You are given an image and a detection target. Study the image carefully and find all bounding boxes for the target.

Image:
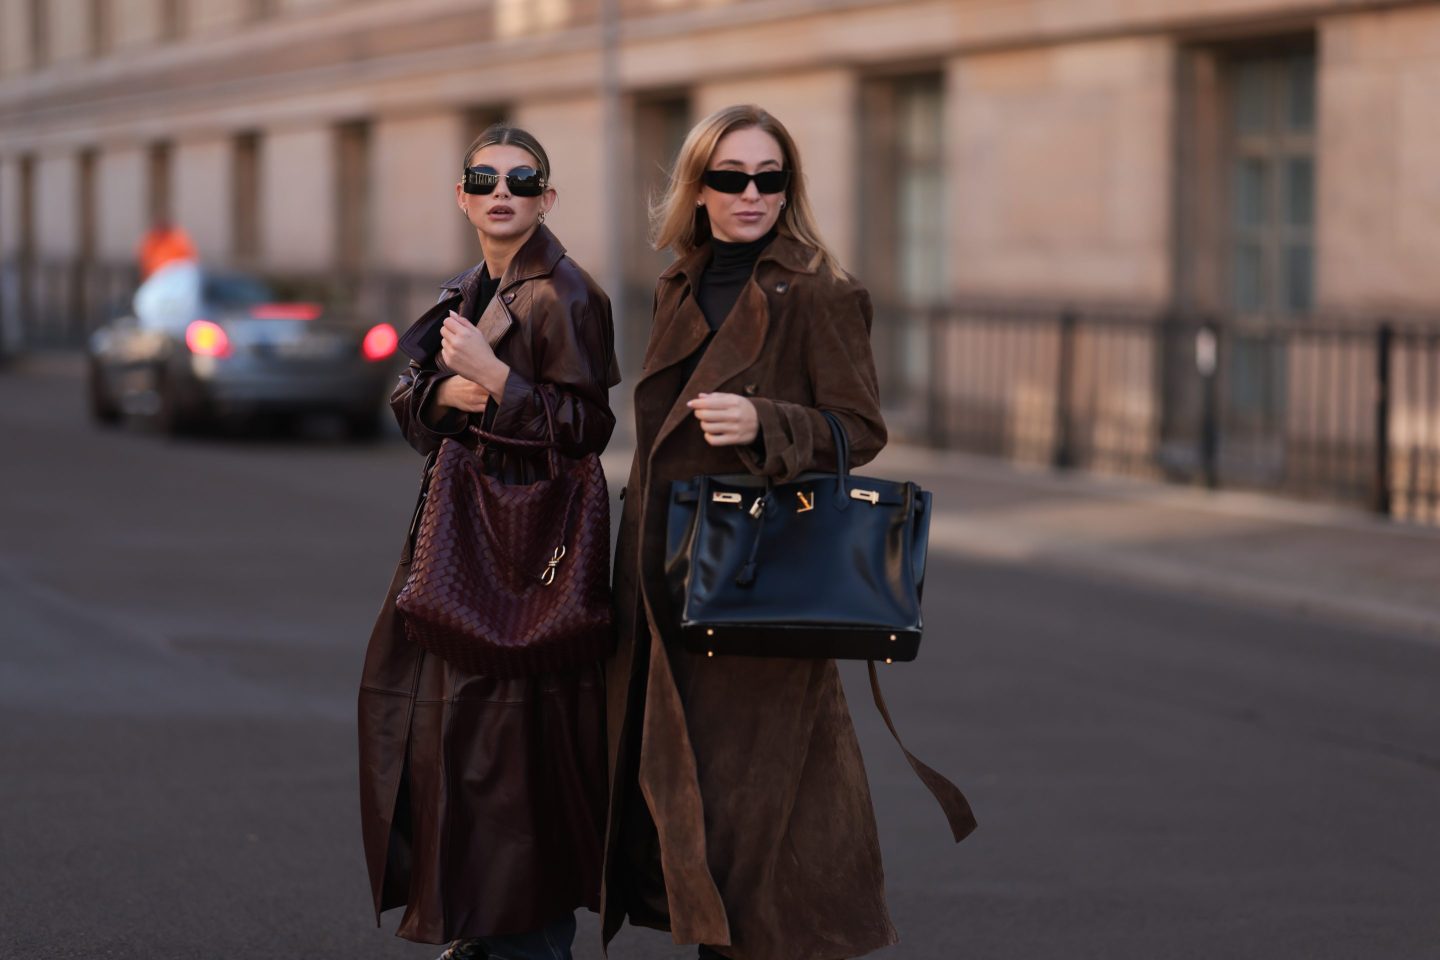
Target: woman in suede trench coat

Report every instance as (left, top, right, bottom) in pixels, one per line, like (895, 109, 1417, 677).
(601, 106, 975, 960)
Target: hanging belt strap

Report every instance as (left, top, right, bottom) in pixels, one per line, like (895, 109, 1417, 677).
(868, 661, 979, 843)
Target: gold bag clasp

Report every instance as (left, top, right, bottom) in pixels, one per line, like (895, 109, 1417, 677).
(540, 544, 566, 585)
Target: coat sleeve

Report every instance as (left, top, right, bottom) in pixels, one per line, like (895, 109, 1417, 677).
(390, 360, 468, 456)
(736, 283, 887, 482)
(485, 284, 620, 459)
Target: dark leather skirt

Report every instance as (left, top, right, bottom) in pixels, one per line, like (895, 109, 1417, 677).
(359, 560, 607, 944)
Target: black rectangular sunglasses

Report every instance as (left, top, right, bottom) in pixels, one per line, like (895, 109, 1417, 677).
(463, 164, 548, 197)
(701, 169, 791, 195)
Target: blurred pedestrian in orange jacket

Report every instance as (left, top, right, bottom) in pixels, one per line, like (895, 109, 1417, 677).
(137, 217, 197, 278)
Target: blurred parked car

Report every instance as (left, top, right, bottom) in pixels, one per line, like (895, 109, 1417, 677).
(87, 263, 402, 439)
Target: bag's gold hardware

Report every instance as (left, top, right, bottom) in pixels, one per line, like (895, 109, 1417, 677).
(540, 545, 566, 586)
(885, 658, 893, 664)
(713, 492, 742, 505)
(850, 489, 880, 505)
(707, 650, 714, 657)
(748, 496, 766, 519)
(795, 490, 814, 513)
(889, 634, 897, 642)
(706, 628, 715, 636)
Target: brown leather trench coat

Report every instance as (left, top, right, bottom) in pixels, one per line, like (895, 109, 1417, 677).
(601, 234, 976, 960)
(358, 225, 620, 944)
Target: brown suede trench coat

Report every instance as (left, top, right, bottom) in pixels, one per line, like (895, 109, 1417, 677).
(358, 225, 620, 944)
(601, 233, 976, 960)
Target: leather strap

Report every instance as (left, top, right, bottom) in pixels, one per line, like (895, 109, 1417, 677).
(867, 660, 978, 843)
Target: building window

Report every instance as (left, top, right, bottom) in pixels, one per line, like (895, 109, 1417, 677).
(232, 132, 261, 264)
(89, 0, 112, 57)
(335, 121, 371, 273)
(463, 106, 509, 154)
(1224, 45, 1316, 317)
(159, 0, 185, 40)
(17, 154, 36, 330)
(859, 72, 944, 430)
(77, 148, 98, 261)
(859, 72, 945, 307)
(29, 0, 48, 68)
(459, 106, 510, 250)
(77, 148, 100, 329)
(147, 141, 173, 226)
(626, 94, 690, 364)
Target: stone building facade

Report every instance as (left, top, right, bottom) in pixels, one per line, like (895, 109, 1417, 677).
(1, 0, 1437, 515)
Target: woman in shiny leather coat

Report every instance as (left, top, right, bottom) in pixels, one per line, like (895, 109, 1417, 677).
(357, 124, 620, 960)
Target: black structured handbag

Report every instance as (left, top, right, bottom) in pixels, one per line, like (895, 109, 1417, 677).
(665, 411, 931, 661)
(664, 410, 977, 843)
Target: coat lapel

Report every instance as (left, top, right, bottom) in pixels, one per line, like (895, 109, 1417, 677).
(640, 233, 819, 461)
(647, 279, 770, 458)
(634, 247, 711, 386)
(398, 224, 566, 363)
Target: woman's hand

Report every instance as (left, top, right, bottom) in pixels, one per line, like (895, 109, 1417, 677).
(687, 392, 759, 446)
(433, 375, 491, 414)
(441, 311, 510, 395)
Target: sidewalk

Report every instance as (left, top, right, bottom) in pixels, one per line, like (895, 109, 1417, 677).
(603, 440, 1440, 642)
(870, 444, 1440, 642)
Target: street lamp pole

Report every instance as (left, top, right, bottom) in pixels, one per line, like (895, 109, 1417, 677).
(599, 0, 626, 372)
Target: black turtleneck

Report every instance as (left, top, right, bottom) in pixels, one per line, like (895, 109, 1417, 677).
(466, 263, 502, 323)
(698, 227, 778, 330)
(680, 228, 778, 383)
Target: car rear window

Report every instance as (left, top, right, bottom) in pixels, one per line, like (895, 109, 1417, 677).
(203, 274, 275, 307)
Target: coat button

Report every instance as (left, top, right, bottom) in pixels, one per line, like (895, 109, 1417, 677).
(502, 291, 516, 304)
(774, 281, 789, 294)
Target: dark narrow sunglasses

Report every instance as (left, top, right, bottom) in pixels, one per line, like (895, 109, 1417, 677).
(701, 169, 791, 195)
(463, 164, 548, 197)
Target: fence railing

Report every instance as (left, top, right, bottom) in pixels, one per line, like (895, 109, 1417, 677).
(872, 300, 1440, 525)
(3, 256, 1436, 524)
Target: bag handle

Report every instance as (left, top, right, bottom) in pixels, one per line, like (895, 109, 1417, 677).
(820, 410, 851, 509)
(468, 386, 561, 478)
(465, 388, 587, 582)
(735, 410, 853, 587)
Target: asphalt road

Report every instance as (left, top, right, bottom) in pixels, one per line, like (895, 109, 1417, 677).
(2, 357, 1438, 960)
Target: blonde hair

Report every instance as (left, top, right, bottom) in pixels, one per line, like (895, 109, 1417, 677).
(650, 105, 845, 279)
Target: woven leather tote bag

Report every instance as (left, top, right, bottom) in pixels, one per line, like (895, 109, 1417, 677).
(395, 397, 613, 677)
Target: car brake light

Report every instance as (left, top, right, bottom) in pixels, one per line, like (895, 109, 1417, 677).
(250, 302, 323, 321)
(362, 323, 398, 362)
(185, 319, 231, 357)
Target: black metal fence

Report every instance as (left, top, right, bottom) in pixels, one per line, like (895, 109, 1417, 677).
(871, 301, 1440, 525)
(4, 255, 1436, 524)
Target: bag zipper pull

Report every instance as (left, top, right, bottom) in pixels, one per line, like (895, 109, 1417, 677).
(748, 496, 765, 519)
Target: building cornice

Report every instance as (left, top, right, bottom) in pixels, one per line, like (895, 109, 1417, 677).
(1, 0, 1437, 151)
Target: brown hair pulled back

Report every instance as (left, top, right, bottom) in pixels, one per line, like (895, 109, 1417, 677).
(462, 123, 551, 182)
